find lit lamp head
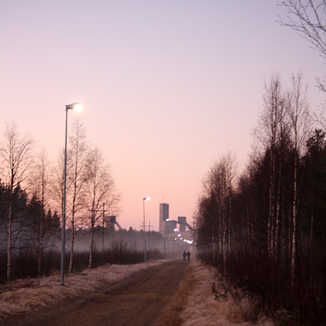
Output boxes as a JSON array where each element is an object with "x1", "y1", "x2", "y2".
[
  {"x1": 143, "y1": 197, "x2": 150, "y2": 201},
  {"x1": 66, "y1": 102, "x2": 83, "y2": 111}
]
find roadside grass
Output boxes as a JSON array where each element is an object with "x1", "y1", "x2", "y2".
[
  {"x1": 0, "y1": 259, "x2": 168, "y2": 319},
  {"x1": 155, "y1": 261, "x2": 196, "y2": 326},
  {"x1": 1, "y1": 258, "x2": 277, "y2": 325},
  {"x1": 156, "y1": 260, "x2": 276, "y2": 326}
]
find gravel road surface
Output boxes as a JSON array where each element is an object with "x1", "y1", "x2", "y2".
[{"x1": 2, "y1": 260, "x2": 188, "y2": 326}]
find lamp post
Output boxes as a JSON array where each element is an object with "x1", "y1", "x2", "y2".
[
  {"x1": 61, "y1": 102, "x2": 83, "y2": 286},
  {"x1": 143, "y1": 197, "x2": 150, "y2": 262}
]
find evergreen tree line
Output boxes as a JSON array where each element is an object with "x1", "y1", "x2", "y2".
[
  {"x1": 0, "y1": 119, "x2": 120, "y2": 282},
  {"x1": 195, "y1": 73, "x2": 326, "y2": 325},
  {"x1": 0, "y1": 183, "x2": 61, "y2": 281}
]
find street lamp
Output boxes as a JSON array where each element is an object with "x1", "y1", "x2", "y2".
[
  {"x1": 143, "y1": 196, "x2": 150, "y2": 262},
  {"x1": 61, "y1": 102, "x2": 83, "y2": 286}
]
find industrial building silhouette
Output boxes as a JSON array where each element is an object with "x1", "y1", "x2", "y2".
[
  {"x1": 159, "y1": 203, "x2": 193, "y2": 234},
  {"x1": 159, "y1": 203, "x2": 194, "y2": 255}
]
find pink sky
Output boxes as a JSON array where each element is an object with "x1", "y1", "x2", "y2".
[{"x1": 1, "y1": 1, "x2": 325, "y2": 231}]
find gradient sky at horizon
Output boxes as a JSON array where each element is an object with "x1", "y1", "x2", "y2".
[{"x1": 1, "y1": 1, "x2": 325, "y2": 231}]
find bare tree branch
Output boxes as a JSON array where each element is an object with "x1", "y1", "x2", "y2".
[{"x1": 278, "y1": 0, "x2": 326, "y2": 58}]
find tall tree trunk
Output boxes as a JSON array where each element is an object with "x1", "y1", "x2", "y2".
[
  {"x1": 88, "y1": 213, "x2": 95, "y2": 269},
  {"x1": 7, "y1": 190, "x2": 12, "y2": 281},
  {"x1": 37, "y1": 211, "x2": 43, "y2": 276},
  {"x1": 275, "y1": 144, "x2": 282, "y2": 262},
  {"x1": 291, "y1": 150, "x2": 298, "y2": 287},
  {"x1": 37, "y1": 184, "x2": 45, "y2": 276},
  {"x1": 268, "y1": 145, "x2": 275, "y2": 257},
  {"x1": 69, "y1": 218, "x2": 75, "y2": 273},
  {"x1": 68, "y1": 180, "x2": 77, "y2": 274},
  {"x1": 228, "y1": 194, "x2": 232, "y2": 255},
  {"x1": 7, "y1": 169, "x2": 15, "y2": 281},
  {"x1": 310, "y1": 193, "x2": 314, "y2": 285}
]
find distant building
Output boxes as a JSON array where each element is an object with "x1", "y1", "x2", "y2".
[
  {"x1": 165, "y1": 220, "x2": 177, "y2": 234},
  {"x1": 178, "y1": 216, "x2": 186, "y2": 232},
  {"x1": 158, "y1": 203, "x2": 195, "y2": 253},
  {"x1": 105, "y1": 216, "x2": 122, "y2": 231},
  {"x1": 159, "y1": 203, "x2": 169, "y2": 234}
]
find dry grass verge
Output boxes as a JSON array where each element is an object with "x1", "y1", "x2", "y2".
[
  {"x1": 155, "y1": 262, "x2": 196, "y2": 326},
  {"x1": 157, "y1": 260, "x2": 276, "y2": 326},
  {"x1": 0, "y1": 260, "x2": 168, "y2": 320}
]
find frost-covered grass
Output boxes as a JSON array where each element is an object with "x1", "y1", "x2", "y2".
[
  {"x1": 180, "y1": 260, "x2": 275, "y2": 326},
  {"x1": 0, "y1": 259, "x2": 276, "y2": 325},
  {"x1": 0, "y1": 259, "x2": 168, "y2": 319}
]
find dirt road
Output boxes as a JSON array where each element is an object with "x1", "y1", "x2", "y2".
[{"x1": 2, "y1": 260, "x2": 188, "y2": 326}]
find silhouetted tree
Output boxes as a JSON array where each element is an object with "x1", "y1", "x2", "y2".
[
  {"x1": 255, "y1": 73, "x2": 287, "y2": 258},
  {"x1": 195, "y1": 72, "x2": 326, "y2": 324},
  {"x1": 286, "y1": 71, "x2": 311, "y2": 286},
  {"x1": 28, "y1": 149, "x2": 51, "y2": 275},
  {"x1": 23, "y1": 196, "x2": 60, "y2": 275},
  {"x1": 67, "y1": 119, "x2": 88, "y2": 273},
  {"x1": 0, "y1": 122, "x2": 34, "y2": 281},
  {"x1": 196, "y1": 153, "x2": 236, "y2": 271},
  {"x1": 83, "y1": 146, "x2": 120, "y2": 268}
]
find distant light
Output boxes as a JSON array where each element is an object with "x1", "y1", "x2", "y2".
[
  {"x1": 143, "y1": 197, "x2": 150, "y2": 201},
  {"x1": 166, "y1": 218, "x2": 169, "y2": 221},
  {"x1": 178, "y1": 234, "x2": 181, "y2": 237},
  {"x1": 174, "y1": 228, "x2": 178, "y2": 232}
]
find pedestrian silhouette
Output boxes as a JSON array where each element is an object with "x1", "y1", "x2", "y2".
[{"x1": 186, "y1": 251, "x2": 191, "y2": 261}]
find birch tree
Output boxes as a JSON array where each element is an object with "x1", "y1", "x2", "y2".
[
  {"x1": 286, "y1": 71, "x2": 311, "y2": 286},
  {"x1": 28, "y1": 149, "x2": 50, "y2": 275},
  {"x1": 257, "y1": 74, "x2": 287, "y2": 257},
  {"x1": 198, "y1": 153, "x2": 236, "y2": 270},
  {"x1": 67, "y1": 120, "x2": 88, "y2": 273},
  {"x1": 51, "y1": 147, "x2": 74, "y2": 235},
  {"x1": 0, "y1": 122, "x2": 34, "y2": 280},
  {"x1": 83, "y1": 147, "x2": 120, "y2": 268}
]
